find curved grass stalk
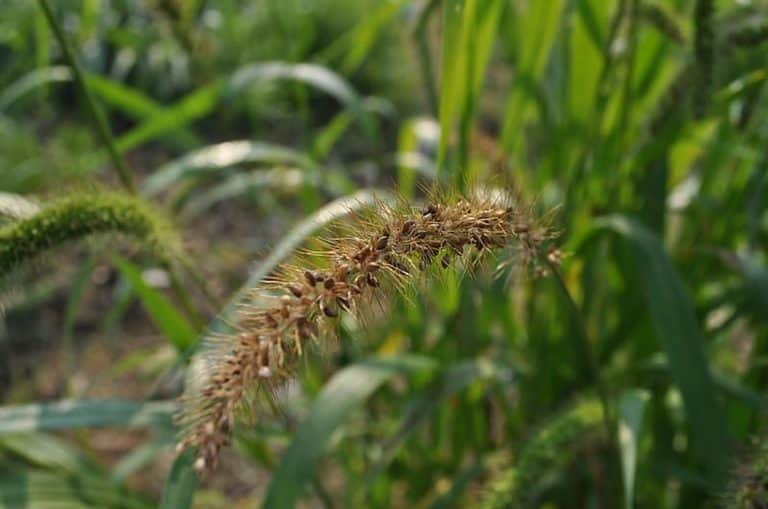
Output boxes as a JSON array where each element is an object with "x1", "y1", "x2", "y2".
[
  {"x1": 0, "y1": 192, "x2": 179, "y2": 277},
  {"x1": 478, "y1": 399, "x2": 605, "y2": 509},
  {"x1": 177, "y1": 189, "x2": 556, "y2": 474}
]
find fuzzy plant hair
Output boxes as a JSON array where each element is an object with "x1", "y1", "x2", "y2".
[
  {"x1": 176, "y1": 189, "x2": 557, "y2": 474},
  {"x1": 0, "y1": 191, "x2": 179, "y2": 278},
  {"x1": 478, "y1": 398, "x2": 604, "y2": 509}
]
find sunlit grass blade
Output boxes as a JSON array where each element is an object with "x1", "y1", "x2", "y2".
[
  {"x1": 618, "y1": 389, "x2": 650, "y2": 509},
  {"x1": 598, "y1": 215, "x2": 731, "y2": 485},
  {"x1": 262, "y1": 355, "x2": 437, "y2": 509},
  {"x1": 142, "y1": 140, "x2": 314, "y2": 197}
]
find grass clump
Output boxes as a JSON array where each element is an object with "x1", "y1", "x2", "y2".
[{"x1": 0, "y1": 191, "x2": 179, "y2": 277}]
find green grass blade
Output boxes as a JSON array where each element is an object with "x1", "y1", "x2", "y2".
[
  {"x1": 618, "y1": 389, "x2": 650, "y2": 509},
  {"x1": 0, "y1": 433, "x2": 97, "y2": 475},
  {"x1": 597, "y1": 215, "x2": 731, "y2": 485},
  {"x1": 437, "y1": 0, "x2": 466, "y2": 172},
  {"x1": 142, "y1": 140, "x2": 314, "y2": 197},
  {"x1": 0, "y1": 66, "x2": 72, "y2": 111},
  {"x1": 226, "y1": 62, "x2": 375, "y2": 136},
  {"x1": 113, "y1": 256, "x2": 197, "y2": 351},
  {"x1": 84, "y1": 73, "x2": 200, "y2": 148},
  {"x1": 115, "y1": 83, "x2": 222, "y2": 154},
  {"x1": 500, "y1": 0, "x2": 566, "y2": 149},
  {"x1": 181, "y1": 168, "x2": 310, "y2": 217},
  {"x1": 0, "y1": 400, "x2": 175, "y2": 433},
  {"x1": 262, "y1": 355, "x2": 436, "y2": 509},
  {"x1": 158, "y1": 449, "x2": 197, "y2": 509}
]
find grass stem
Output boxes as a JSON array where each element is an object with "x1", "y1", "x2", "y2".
[{"x1": 37, "y1": 0, "x2": 137, "y2": 194}]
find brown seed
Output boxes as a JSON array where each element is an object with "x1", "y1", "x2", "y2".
[
  {"x1": 288, "y1": 283, "x2": 303, "y2": 298},
  {"x1": 322, "y1": 302, "x2": 338, "y2": 317},
  {"x1": 375, "y1": 234, "x2": 389, "y2": 250},
  {"x1": 367, "y1": 261, "x2": 381, "y2": 272},
  {"x1": 422, "y1": 204, "x2": 437, "y2": 217},
  {"x1": 401, "y1": 220, "x2": 416, "y2": 236},
  {"x1": 366, "y1": 273, "x2": 379, "y2": 287},
  {"x1": 324, "y1": 277, "x2": 335, "y2": 290},
  {"x1": 355, "y1": 246, "x2": 372, "y2": 262},
  {"x1": 304, "y1": 271, "x2": 316, "y2": 286}
]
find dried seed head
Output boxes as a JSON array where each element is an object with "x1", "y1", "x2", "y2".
[{"x1": 177, "y1": 189, "x2": 555, "y2": 474}]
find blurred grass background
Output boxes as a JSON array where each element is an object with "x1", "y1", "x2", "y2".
[{"x1": 0, "y1": 0, "x2": 767, "y2": 507}]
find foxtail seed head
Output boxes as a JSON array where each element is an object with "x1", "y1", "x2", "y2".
[{"x1": 176, "y1": 191, "x2": 555, "y2": 474}]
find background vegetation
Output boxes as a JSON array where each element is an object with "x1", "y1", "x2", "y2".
[{"x1": 0, "y1": 0, "x2": 767, "y2": 507}]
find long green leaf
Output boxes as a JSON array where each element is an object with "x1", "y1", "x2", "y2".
[
  {"x1": 598, "y1": 215, "x2": 731, "y2": 485},
  {"x1": 262, "y1": 355, "x2": 436, "y2": 509},
  {"x1": 113, "y1": 257, "x2": 197, "y2": 351},
  {"x1": 0, "y1": 400, "x2": 176, "y2": 433}
]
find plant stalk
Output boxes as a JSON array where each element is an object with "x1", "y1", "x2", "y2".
[{"x1": 37, "y1": 0, "x2": 137, "y2": 194}]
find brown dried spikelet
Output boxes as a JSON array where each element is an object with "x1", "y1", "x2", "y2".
[{"x1": 176, "y1": 190, "x2": 556, "y2": 475}]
